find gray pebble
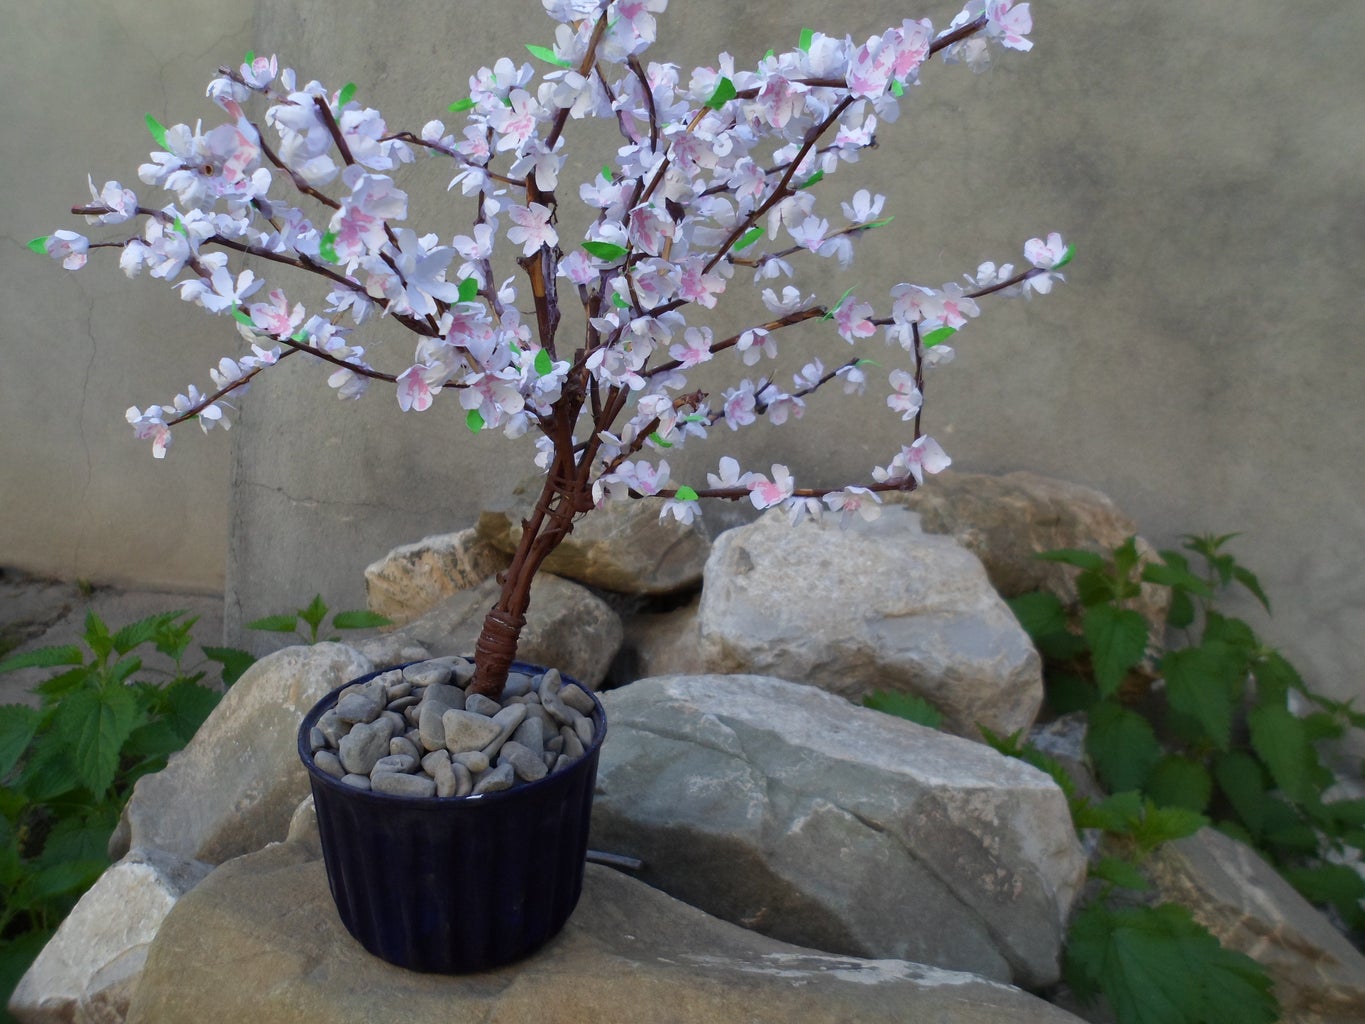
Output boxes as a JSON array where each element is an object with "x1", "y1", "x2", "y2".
[
  {"x1": 338, "y1": 719, "x2": 393, "y2": 775},
  {"x1": 472, "y1": 763, "x2": 515, "y2": 795},
  {"x1": 431, "y1": 756, "x2": 458, "y2": 798},
  {"x1": 335, "y1": 693, "x2": 384, "y2": 726},
  {"x1": 371, "y1": 753, "x2": 418, "y2": 776},
  {"x1": 443, "y1": 709, "x2": 504, "y2": 753},
  {"x1": 552, "y1": 754, "x2": 574, "y2": 774},
  {"x1": 420, "y1": 682, "x2": 466, "y2": 712},
  {"x1": 315, "y1": 709, "x2": 348, "y2": 746},
  {"x1": 574, "y1": 713, "x2": 595, "y2": 747},
  {"x1": 418, "y1": 703, "x2": 448, "y2": 752},
  {"x1": 378, "y1": 671, "x2": 412, "y2": 699},
  {"x1": 561, "y1": 682, "x2": 596, "y2": 716},
  {"x1": 463, "y1": 693, "x2": 502, "y2": 717},
  {"x1": 511, "y1": 716, "x2": 545, "y2": 753},
  {"x1": 372, "y1": 772, "x2": 437, "y2": 798},
  {"x1": 309, "y1": 726, "x2": 328, "y2": 753},
  {"x1": 390, "y1": 735, "x2": 420, "y2": 760},
  {"x1": 480, "y1": 703, "x2": 527, "y2": 758},
  {"x1": 452, "y1": 761, "x2": 473, "y2": 798},
  {"x1": 341, "y1": 773, "x2": 372, "y2": 790},
  {"x1": 559, "y1": 725, "x2": 584, "y2": 759},
  {"x1": 421, "y1": 749, "x2": 450, "y2": 775},
  {"x1": 380, "y1": 710, "x2": 407, "y2": 736},
  {"x1": 498, "y1": 741, "x2": 549, "y2": 783},
  {"x1": 452, "y1": 750, "x2": 489, "y2": 774},
  {"x1": 388, "y1": 694, "x2": 420, "y2": 713},
  {"x1": 501, "y1": 671, "x2": 535, "y2": 698},
  {"x1": 313, "y1": 750, "x2": 345, "y2": 779},
  {"x1": 404, "y1": 661, "x2": 453, "y2": 688}
]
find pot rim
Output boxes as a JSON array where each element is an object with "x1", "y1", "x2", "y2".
[{"x1": 297, "y1": 659, "x2": 608, "y2": 809}]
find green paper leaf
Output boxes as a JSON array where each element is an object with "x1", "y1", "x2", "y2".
[
  {"x1": 448, "y1": 97, "x2": 476, "y2": 113},
  {"x1": 466, "y1": 408, "x2": 485, "y2": 432},
  {"x1": 232, "y1": 309, "x2": 254, "y2": 328},
  {"x1": 891, "y1": 79, "x2": 905, "y2": 98},
  {"x1": 733, "y1": 226, "x2": 765, "y2": 251},
  {"x1": 457, "y1": 277, "x2": 479, "y2": 303},
  {"x1": 798, "y1": 28, "x2": 814, "y2": 52},
  {"x1": 648, "y1": 431, "x2": 672, "y2": 449},
  {"x1": 600, "y1": 165, "x2": 612, "y2": 181},
  {"x1": 675, "y1": 485, "x2": 699, "y2": 502},
  {"x1": 337, "y1": 82, "x2": 357, "y2": 108},
  {"x1": 1083, "y1": 603, "x2": 1149, "y2": 698},
  {"x1": 611, "y1": 292, "x2": 629, "y2": 309},
  {"x1": 244, "y1": 50, "x2": 255, "y2": 64},
  {"x1": 1053, "y1": 242, "x2": 1076, "y2": 269},
  {"x1": 796, "y1": 169, "x2": 824, "y2": 190},
  {"x1": 173, "y1": 216, "x2": 188, "y2": 237},
  {"x1": 534, "y1": 348, "x2": 554, "y2": 377},
  {"x1": 921, "y1": 326, "x2": 956, "y2": 348},
  {"x1": 582, "y1": 240, "x2": 628, "y2": 262},
  {"x1": 145, "y1": 114, "x2": 169, "y2": 150},
  {"x1": 26, "y1": 236, "x2": 50, "y2": 255},
  {"x1": 705, "y1": 76, "x2": 736, "y2": 110},
  {"x1": 863, "y1": 215, "x2": 895, "y2": 229},
  {"x1": 526, "y1": 43, "x2": 573, "y2": 68},
  {"x1": 821, "y1": 285, "x2": 856, "y2": 320},
  {"x1": 319, "y1": 230, "x2": 339, "y2": 264}
]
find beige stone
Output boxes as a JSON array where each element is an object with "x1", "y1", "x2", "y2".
[{"x1": 363, "y1": 529, "x2": 511, "y2": 626}]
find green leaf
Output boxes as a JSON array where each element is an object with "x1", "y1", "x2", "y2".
[
  {"x1": 466, "y1": 408, "x2": 485, "y2": 432},
  {"x1": 337, "y1": 82, "x2": 357, "y2": 107},
  {"x1": 0, "y1": 705, "x2": 41, "y2": 778},
  {"x1": 862, "y1": 690, "x2": 943, "y2": 730},
  {"x1": 1140, "y1": 561, "x2": 1214, "y2": 598},
  {"x1": 705, "y1": 76, "x2": 737, "y2": 110},
  {"x1": 232, "y1": 308, "x2": 255, "y2": 329},
  {"x1": 1248, "y1": 703, "x2": 1321, "y2": 803},
  {"x1": 733, "y1": 226, "x2": 765, "y2": 251},
  {"x1": 319, "y1": 230, "x2": 339, "y2": 264},
  {"x1": 1144, "y1": 755, "x2": 1213, "y2": 813},
  {"x1": 330, "y1": 610, "x2": 393, "y2": 631},
  {"x1": 457, "y1": 277, "x2": 479, "y2": 303},
  {"x1": 798, "y1": 27, "x2": 814, "y2": 51},
  {"x1": 1251, "y1": 650, "x2": 1304, "y2": 708},
  {"x1": 890, "y1": 79, "x2": 905, "y2": 98},
  {"x1": 648, "y1": 431, "x2": 672, "y2": 449},
  {"x1": 1162, "y1": 645, "x2": 1241, "y2": 751},
  {"x1": 83, "y1": 611, "x2": 113, "y2": 662},
  {"x1": 582, "y1": 240, "x2": 628, "y2": 262},
  {"x1": 1083, "y1": 604, "x2": 1149, "y2": 698},
  {"x1": 1091, "y1": 856, "x2": 1149, "y2": 891},
  {"x1": 1166, "y1": 588, "x2": 1196, "y2": 630},
  {"x1": 610, "y1": 291, "x2": 629, "y2": 309},
  {"x1": 820, "y1": 285, "x2": 856, "y2": 320},
  {"x1": 921, "y1": 326, "x2": 957, "y2": 348},
  {"x1": 159, "y1": 677, "x2": 223, "y2": 742},
  {"x1": 201, "y1": 645, "x2": 254, "y2": 692},
  {"x1": 145, "y1": 113, "x2": 169, "y2": 150},
  {"x1": 1281, "y1": 863, "x2": 1365, "y2": 919},
  {"x1": 244, "y1": 614, "x2": 299, "y2": 633},
  {"x1": 1046, "y1": 671, "x2": 1099, "y2": 715},
  {"x1": 1231, "y1": 565, "x2": 1270, "y2": 612},
  {"x1": 1202, "y1": 613, "x2": 1257, "y2": 656},
  {"x1": 1036, "y1": 547, "x2": 1109, "y2": 573},
  {"x1": 447, "y1": 96, "x2": 476, "y2": 113},
  {"x1": 796, "y1": 168, "x2": 824, "y2": 190},
  {"x1": 530, "y1": 348, "x2": 554, "y2": 377},
  {"x1": 1212, "y1": 751, "x2": 1268, "y2": 838},
  {"x1": 112, "y1": 611, "x2": 186, "y2": 656},
  {"x1": 0, "y1": 645, "x2": 85, "y2": 674},
  {"x1": 33, "y1": 664, "x2": 94, "y2": 701},
  {"x1": 1065, "y1": 902, "x2": 1277, "y2": 1024},
  {"x1": 54, "y1": 685, "x2": 139, "y2": 797},
  {"x1": 674, "y1": 485, "x2": 699, "y2": 502},
  {"x1": 1086, "y1": 700, "x2": 1162, "y2": 794},
  {"x1": 1006, "y1": 591, "x2": 1068, "y2": 641},
  {"x1": 26, "y1": 235, "x2": 50, "y2": 255},
  {"x1": 299, "y1": 595, "x2": 329, "y2": 633},
  {"x1": 1131, "y1": 802, "x2": 1208, "y2": 853}
]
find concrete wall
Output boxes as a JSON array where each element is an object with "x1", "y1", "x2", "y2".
[{"x1": 9, "y1": 2, "x2": 1365, "y2": 714}]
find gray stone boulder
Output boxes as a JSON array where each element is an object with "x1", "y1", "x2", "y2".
[
  {"x1": 698, "y1": 506, "x2": 1043, "y2": 738},
  {"x1": 9, "y1": 847, "x2": 211, "y2": 1024},
  {"x1": 592, "y1": 675, "x2": 1087, "y2": 988},
  {"x1": 1149, "y1": 827, "x2": 1365, "y2": 1024},
  {"x1": 391, "y1": 573, "x2": 622, "y2": 688},
  {"x1": 477, "y1": 475, "x2": 710, "y2": 595},
  {"x1": 124, "y1": 833, "x2": 1086, "y2": 1024},
  {"x1": 363, "y1": 529, "x2": 510, "y2": 626},
  {"x1": 111, "y1": 642, "x2": 375, "y2": 865},
  {"x1": 894, "y1": 470, "x2": 1169, "y2": 639}
]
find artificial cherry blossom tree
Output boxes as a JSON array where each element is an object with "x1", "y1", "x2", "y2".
[{"x1": 35, "y1": 0, "x2": 1070, "y2": 698}]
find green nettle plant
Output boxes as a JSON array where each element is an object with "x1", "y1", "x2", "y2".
[
  {"x1": 245, "y1": 594, "x2": 392, "y2": 646},
  {"x1": 0, "y1": 611, "x2": 252, "y2": 1009},
  {"x1": 32, "y1": 0, "x2": 1068, "y2": 704},
  {"x1": 1009, "y1": 534, "x2": 1365, "y2": 934}
]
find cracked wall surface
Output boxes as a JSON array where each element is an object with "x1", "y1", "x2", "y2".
[{"x1": 7, "y1": 1, "x2": 1365, "y2": 724}]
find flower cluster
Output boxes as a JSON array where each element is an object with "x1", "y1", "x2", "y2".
[{"x1": 38, "y1": 0, "x2": 1067, "y2": 534}]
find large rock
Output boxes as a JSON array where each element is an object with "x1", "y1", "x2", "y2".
[
  {"x1": 125, "y1": 835, "x2": 1086, "y2": 1024},
  {"x1": 363, "y1": 529, "x2": 510, "y2": 626},
  {"x1": 112, "y1": 643, "x2": 375, "y2": 865},
  {"x1": 894, "y1": 470, "x2": 1169, "y2": 636},
  {"x1": 592, "y1": 675, "x2": 1087, "y2": 988},
  {"x1": 9, "y1": 847, "x2": 211, "y2": 1024},
  {"x1": 698, "y1": 506, "x2": 1043, "y2": 738},
  {"x1": 392, "y1": 573, "x2": 622, "y2": 688},
  {"x1": 477, "y1": 475, "x2": 710, "y2": 595},
  {"x1": 1149, "y1": 827, "x2": 1365, "y2": 1024}
]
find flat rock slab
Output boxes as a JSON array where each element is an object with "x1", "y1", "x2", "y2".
[
  {"x1": 592, "y1": 675, "x2": 1086, "y2": 988},
  {"x1": 125, "y1": 838, "x2": 1086, "y2": 1024}
]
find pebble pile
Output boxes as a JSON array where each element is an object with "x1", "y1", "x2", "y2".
[{"x1": 306, "y1": 657, "x2": 599, "y2": 798}]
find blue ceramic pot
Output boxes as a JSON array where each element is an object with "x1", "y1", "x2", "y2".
[{"x1": 297, "y1": 661, "x2": 606, "y2": 973}]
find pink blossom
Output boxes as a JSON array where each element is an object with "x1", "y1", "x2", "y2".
[
  {"x1": 834, "y1": 298, "x2": 876, "y2": 342},
  {"x1": 396, "y1": 365, "x2": 439, "y2": 412},
  {"x1": 823, "y1": 487, "x2": 883, "y2": 527},
  {"x1": 986, "y1": 1, "x2": 1034, "y2": 52},
  {"x1": 249, "y1": 288, "x2": 305, "y2": 338},
  {"x1": 886, "y1": 368, "x2": 923, "y2": 420},
  {"x1": 707, "y1": 456, "x2": 753, "y2": 491},
  {"x1": 721, "y1": 380, "x2": 758, "y2": 430},
  {"x1": 506, "y1": 203, "x2": 558, "y2": 257},
  {"x1": 747, "y1": 464, "x2": 795, "y2": 510},
  {"x1": 669, "y1": 326, "x2": 713, "y2": 368},
  {"x1": 45, "y1": 231, "x2": 88, "y2": 270}
]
